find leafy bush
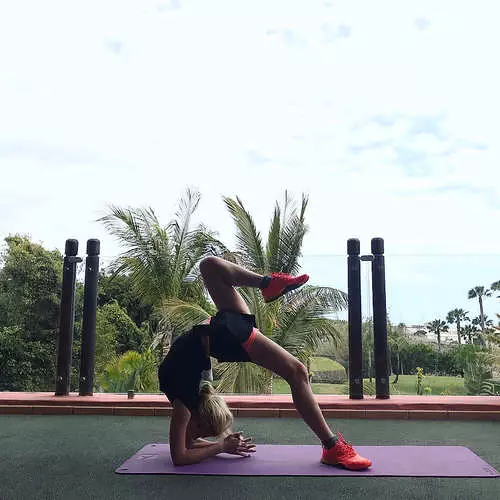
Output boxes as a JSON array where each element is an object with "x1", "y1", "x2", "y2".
[
  {"x1": 99, "y1": 350, "x2": 159, "y2": 393},
  {"x1": 464, "y1": 353, "x2": 493, "y2": 395}
]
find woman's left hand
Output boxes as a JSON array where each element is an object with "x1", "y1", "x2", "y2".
[{"x1": 224, "y1": 433, "x2": 256, "y2": 457}]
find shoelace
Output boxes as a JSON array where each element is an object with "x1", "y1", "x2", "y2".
[
  {"x1": 271, "y1": 272, "x2": 291, "y2": 279},
  {"x1": 336, "y1": 434, "x2": 356, "y2": 458}
]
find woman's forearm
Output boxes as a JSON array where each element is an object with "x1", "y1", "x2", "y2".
[
  {"x1": 173, "y1": 441, "x2": 223, "y2": 466},
  {"x1": 188, "y1": 438, "x2": 216, "y2": 449}
]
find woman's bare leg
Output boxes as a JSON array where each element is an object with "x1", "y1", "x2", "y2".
[
  {"x1": 246, "y1": 331, "x2": 335, "y2": 443},
  {"x1": 199, "y1": 256, "x2": 264, "y2": 313},
  {"x1": 199, "y1": 256, "x2": 336, "y2": 444}
]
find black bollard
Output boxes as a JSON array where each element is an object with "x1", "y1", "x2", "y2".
[
  {"x1": 79, "y1": 239, "x2": 100, "y2": 396},
  {"x1": 347, "y1": 238, "x2": 363, "y2": 399},
  {"x1": 371, "y1": 237, "x2": 390, "y2": 399},
  {"x1": 55, "y1": 239, "x2": 82, "y2": 396}
]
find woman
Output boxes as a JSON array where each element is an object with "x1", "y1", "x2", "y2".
[{"x1": 159, "y1": 256, "x2": 372, "y2": 470}]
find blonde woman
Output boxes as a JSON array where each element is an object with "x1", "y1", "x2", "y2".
[{"x1": 159, "y1": 257, "x2": 371, "y2": 470}]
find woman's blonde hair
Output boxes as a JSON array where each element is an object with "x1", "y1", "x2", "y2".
[{"x1": 197, "y1": 382, "x2": 233, "y2": 437}]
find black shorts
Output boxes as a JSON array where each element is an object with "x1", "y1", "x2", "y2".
[{"x1": 208, "y1": 310, "x2": 257, "y2": 362}]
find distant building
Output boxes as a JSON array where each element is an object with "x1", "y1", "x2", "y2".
[{"x1": 403, "y1": 324, "x2": 459, "y2": 345}]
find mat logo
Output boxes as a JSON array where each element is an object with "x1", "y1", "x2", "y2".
[{"x1": 138, "y1": 454, "x2": 158, "y2": 462}]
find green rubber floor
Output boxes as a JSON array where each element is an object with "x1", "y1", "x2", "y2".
[{"x1": 1, "y1": 415, "x2": 499, "y2": 500}]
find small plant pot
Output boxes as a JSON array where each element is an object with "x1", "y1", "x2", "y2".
[{"x1": 127, "y1": 390, "x2": 135, "y2": 399}]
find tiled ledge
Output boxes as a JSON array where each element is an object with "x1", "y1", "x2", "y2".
[{"x1": 1, "y1": 393, "x2": 500, "y2": 420}]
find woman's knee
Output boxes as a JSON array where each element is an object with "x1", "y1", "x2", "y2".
[
  {"x1": 286, "y1": 360, "x2": 309, "y2": 387},
  {"x1": 199, "y1": 256, "x2": 222, "y2": 278}
]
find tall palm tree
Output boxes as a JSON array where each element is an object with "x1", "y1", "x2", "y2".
[
  {"x1": 446, "y1": 309, "x2": 470, "y2": 345},
  {"x1": 164, "y1": 193, "x2": 347, "y2": 393},
  {"x1": 468, "y1": 286, "x2": 492, "y2": 331},
  {"x1": 426, "y1": 319, "x2": 449, "y2": 352},
  {"x1": 99, "y1": 189, "x2": 227, "y2": 355}
]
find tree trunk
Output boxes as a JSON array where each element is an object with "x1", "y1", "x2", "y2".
[
  {"x1": 479, "y1": 296, "x2": 485, "y2": 330},
  {"x1": 457, "y1": 320, "x2": 461, "y2": 345},
  {"x1": 478, "y1": 296, "x2": 486, "y2": 346}
]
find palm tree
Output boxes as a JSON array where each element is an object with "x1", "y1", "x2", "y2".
[
  {"x1": 388, "y1": 325, "x2": 410, "y2": 383},
  {"x1": 99, "y1": 189, "x2": 227, "y2": 355},
  {"x1": 472, "y1": 315, "x2": 494, "y2": 331},
  {"x1": 491, "y1": 280, "x2": 500, "y2": 298},
  {"x1": 462, "y1": 323, "x2": 479, "y2": 344},
  {"x1": 164, "y1": 193, "x2": 347, "y2": 393},
  {"x1": 446, "y1": 309, "x2": 470, "y2": 345},
  {"x1": 468, "y1": 286, "x2": 492, "y2": 331},
  {"x1": 426, "y1": 319, "x2": 449, "y2": 375},
  {"x1": 426, "y1": 319, "x2": 449, "y2": 352}
]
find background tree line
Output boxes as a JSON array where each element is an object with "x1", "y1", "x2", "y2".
[{"x1": 1, "y1": 189, "x2": 498, "y2": 394}]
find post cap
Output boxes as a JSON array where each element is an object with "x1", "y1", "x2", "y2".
[
  {"x1": 65, "y1": 239, "x2": 79, "y2": 256},
  {"x1": 371, "y1": 237, "x2": 384, "y2": 255},
  {"x1": 86, "y1": 239, "x2": 100, "y2": 256},
  {"x1": 347, "y1": 238, "x2": 360, "y2": 255}
]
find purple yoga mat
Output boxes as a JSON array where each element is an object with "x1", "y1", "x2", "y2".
[{"x1": 116, "y1": 444, "x2": 499, "y2": 477}]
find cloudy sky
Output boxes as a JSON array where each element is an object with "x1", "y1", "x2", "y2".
[{"x1": 1, "y1": 0, "x2": 499, "y2": 325}]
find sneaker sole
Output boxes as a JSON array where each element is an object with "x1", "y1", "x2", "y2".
[
  {"x1": 320, "y1": 459, "x2": 372, "y2": 471},
  {"x1": 264, "y1": 281, "x2": 307, "y2": 303}
]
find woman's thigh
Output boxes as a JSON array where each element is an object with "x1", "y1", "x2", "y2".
[{"x1": 245, "y1": 330, "x2": 299, "y2": 380}]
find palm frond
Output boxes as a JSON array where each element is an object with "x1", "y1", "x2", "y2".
[
  {"x1": 277, "y1": 193, "x2": 309, "y2": 275},
  {"x1": 266, "y1": 202, "x2": 281, "y2": 271},
  {"x1": 274, "y1": 286, "x2": 346, "y2": 359},
  {"x1": 216, "y1": 361, "x2": 270, "y2": 394},
  {"x1": 99, "y1": 205, "x2": 175, "y2": 303},
  {"x1": 160, "y1": 298, "x2": 212, "y2": 334},
  {"x1": 169, "y1": 189, "x2": 202, "y2": 295},
  {"x1": 223, "y1": 196, "x2": 266, "y2": 273}
]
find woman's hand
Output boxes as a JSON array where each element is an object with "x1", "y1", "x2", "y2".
[{"x1": 221, "y1": 432, "x2": 256, "y2": 457}]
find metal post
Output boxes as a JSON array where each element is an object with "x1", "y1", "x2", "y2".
[
  {"x1": 79, "y1": 239, "x2": 100, "y2": 396},
  {"x1": 347, "y1": 238, "x2": 363, "y2": 399},
  {"x1": 55, "y1": 239, "x2": 82, "y2": 396},
  {"x1": 371, "y1": 237, "x2": 390, "y2": 399}
]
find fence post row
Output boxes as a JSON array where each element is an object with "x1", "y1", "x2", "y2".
[
  {"x1": 54, "y1": 238, "x2": 99, "y2": 396},
  {"x1": 347, "y1": 237, "x2": 390, "y2": 400}
]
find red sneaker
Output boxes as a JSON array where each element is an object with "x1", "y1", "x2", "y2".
[
  {"x1": 321, "y1": 434, "x2": 372, "y2": 471},
  {"x1": 261, "y1": 272, "x2": 309, "y2": 303}
]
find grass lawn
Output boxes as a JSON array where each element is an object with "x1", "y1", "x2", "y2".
[
  {"x1": 390, "y1": 374, "x2": 466, "y2": 396},
  {"x1": 271, "y1": 374, "x2": 466, "y2": 396},
  {"x1": 272, "y1": 378, "x2": 346, "y2": 394},
  {"x1": 310, "y1": 357, "x2": 344, "y2": 371}
]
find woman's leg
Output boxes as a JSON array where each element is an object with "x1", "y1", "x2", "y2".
[
  {"x1": 199, "y1": 257, "x2": 335, "y2": 443},
  {"x1": 199, "y1": 256, "x2": 265, "y2": 313},
  {"x1": 246, "y1": 331, "x2": 335, "y2": 443}
]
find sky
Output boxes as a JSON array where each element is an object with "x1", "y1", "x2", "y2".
[{"x1": 0, "y1": 0, "x2": 499, "y2": 325}]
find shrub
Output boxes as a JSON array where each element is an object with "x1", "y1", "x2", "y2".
[
  {"x1": 416, "y1": 367, "x2": 424, "y2": 395},
  {"x1": 99, "y1": 350, "x2": 159, "y2": 393},
  {"x1": 464, "y1": 353, "x2": 493, "y2": 395}
]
